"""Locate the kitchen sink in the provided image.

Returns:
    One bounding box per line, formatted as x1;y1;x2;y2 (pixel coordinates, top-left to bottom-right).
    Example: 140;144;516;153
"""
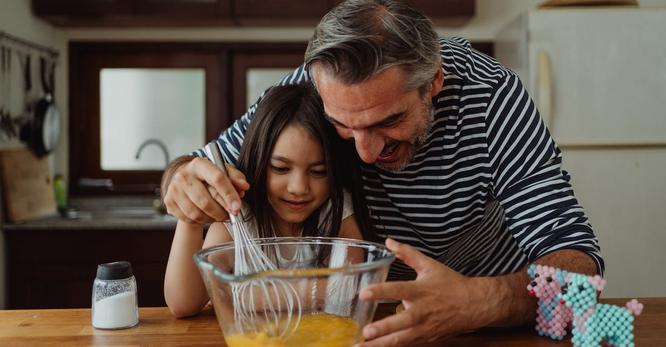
97;206;165;219
66;197;175;221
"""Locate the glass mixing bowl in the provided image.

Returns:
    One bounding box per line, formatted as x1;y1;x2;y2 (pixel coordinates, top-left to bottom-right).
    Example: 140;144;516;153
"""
194;237;395;347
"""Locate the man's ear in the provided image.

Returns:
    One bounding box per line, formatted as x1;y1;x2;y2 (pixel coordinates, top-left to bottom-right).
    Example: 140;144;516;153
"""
430;67;444;97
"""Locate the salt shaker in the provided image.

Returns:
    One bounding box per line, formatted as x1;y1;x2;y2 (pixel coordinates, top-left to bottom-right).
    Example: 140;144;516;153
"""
92;261;139;329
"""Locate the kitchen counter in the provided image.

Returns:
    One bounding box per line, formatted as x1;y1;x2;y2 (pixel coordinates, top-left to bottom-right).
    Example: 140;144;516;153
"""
1;213;176;231
2;196;177;231
1;298;665;346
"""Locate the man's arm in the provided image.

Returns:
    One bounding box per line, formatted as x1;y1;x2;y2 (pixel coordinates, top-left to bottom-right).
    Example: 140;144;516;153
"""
357;241;597;347
484;72;603;273
475;249;597;328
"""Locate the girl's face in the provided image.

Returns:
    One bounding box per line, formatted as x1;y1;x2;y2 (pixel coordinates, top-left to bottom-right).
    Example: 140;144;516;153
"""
267;123;330;235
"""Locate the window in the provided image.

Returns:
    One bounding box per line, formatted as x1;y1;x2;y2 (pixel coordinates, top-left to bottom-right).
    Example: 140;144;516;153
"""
99;68;206;171
69;42;306;194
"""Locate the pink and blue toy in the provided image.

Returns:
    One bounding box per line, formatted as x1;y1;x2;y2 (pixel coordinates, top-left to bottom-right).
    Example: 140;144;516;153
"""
559;273;643;347
527;264;573;340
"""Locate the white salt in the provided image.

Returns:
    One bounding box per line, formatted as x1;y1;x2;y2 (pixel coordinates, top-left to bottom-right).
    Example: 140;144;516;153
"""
92;291;139;329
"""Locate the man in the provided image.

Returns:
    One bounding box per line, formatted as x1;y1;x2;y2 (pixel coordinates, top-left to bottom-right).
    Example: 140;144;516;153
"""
162;1;602;346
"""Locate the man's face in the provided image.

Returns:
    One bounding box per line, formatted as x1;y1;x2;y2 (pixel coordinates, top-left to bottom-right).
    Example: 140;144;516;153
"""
313;64;443;171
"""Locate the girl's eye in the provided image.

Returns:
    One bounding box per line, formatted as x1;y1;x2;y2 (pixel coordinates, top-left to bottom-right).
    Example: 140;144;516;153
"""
270;165;289;173
310;169;327;177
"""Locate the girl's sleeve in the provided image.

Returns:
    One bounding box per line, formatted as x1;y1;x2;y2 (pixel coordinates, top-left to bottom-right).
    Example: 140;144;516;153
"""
341;189;355;220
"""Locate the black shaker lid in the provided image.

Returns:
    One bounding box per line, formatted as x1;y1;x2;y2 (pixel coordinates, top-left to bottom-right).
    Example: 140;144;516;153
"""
96;261;133;280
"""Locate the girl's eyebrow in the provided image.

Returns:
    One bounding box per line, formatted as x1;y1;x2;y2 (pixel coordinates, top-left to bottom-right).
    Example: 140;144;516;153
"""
271;156;292;164
271;156;326;167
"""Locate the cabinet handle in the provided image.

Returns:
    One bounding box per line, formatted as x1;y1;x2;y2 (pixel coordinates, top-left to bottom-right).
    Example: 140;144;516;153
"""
537;49;552;131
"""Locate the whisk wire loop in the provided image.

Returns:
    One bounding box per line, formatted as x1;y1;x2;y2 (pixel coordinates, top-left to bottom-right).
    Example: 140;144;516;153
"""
205;141;302;339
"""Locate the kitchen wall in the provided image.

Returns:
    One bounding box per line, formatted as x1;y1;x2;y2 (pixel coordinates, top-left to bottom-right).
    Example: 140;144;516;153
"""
0;0;66;309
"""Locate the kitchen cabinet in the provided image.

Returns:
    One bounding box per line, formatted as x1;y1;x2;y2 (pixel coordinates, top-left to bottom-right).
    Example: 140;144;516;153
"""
32;0;135;26
32;0;475;27
132;0;233;26
233;0;334;26
410;0;476;26
3;227;173;309
496;8;666;298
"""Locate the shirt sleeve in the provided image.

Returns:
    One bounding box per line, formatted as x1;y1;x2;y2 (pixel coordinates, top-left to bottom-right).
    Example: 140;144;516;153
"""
341;189;354;220
484;72;604;275
190;65;310;164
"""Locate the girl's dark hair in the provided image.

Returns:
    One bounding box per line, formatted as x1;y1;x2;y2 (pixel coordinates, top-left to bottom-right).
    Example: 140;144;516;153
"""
236;83;345;239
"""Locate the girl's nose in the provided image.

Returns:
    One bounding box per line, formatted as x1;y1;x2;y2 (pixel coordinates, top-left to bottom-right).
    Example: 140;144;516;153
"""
287;172;309;195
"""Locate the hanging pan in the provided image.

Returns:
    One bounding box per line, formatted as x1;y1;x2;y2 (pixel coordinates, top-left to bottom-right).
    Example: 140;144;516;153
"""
20;56;60;157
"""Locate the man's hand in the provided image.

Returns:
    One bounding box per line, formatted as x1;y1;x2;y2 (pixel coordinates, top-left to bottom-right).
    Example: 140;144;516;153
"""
162;156;250;225
356;238;484;347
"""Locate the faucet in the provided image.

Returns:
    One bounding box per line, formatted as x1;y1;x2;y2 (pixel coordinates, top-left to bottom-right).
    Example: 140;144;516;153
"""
135;138;170;168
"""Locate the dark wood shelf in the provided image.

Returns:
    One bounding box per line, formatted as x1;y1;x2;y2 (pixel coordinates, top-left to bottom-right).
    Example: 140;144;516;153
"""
32;0;475;27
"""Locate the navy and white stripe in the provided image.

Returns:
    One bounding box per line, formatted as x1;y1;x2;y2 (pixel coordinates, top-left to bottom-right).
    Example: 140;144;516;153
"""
193;37;604;280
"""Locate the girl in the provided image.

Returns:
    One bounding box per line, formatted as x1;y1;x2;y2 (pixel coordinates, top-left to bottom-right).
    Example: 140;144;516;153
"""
164;83;365;318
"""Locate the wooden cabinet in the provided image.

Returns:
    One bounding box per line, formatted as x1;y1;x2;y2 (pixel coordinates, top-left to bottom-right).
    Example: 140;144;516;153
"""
4;228;173;309
33;0;233;26
32;0;135;26
133;0;233;26
32;0;475;27
410;0;475;26
233;0;334;25
32;0;134;17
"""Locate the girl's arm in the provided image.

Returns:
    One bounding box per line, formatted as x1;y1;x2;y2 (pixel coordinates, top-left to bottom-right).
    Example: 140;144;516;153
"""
164;221;231;318
338;215;363;240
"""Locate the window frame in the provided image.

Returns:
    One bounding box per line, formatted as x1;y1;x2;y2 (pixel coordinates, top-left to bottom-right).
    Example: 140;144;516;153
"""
68;41;306;195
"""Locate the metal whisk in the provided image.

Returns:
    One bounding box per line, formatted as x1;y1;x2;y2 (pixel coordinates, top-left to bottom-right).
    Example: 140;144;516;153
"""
205;141;301;339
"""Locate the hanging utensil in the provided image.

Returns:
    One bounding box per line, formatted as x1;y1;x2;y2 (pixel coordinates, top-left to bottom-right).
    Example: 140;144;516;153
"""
20;55;60;157
0;45;16;139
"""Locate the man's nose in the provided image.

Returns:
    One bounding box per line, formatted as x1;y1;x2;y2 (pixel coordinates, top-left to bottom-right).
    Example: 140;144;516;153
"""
287;172;309;195
352;130;383;164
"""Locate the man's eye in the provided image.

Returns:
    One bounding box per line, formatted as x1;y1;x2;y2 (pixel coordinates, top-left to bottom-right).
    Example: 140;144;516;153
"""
380;119;400;128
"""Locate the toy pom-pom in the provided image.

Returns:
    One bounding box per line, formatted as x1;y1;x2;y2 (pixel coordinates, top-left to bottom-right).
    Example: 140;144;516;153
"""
626;299;644;316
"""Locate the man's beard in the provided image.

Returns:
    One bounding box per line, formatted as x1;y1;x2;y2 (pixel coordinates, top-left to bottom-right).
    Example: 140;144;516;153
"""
378;97;434;172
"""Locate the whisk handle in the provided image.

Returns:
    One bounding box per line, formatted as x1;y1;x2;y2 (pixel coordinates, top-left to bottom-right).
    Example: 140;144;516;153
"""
205;141;242;221
205;142;228;174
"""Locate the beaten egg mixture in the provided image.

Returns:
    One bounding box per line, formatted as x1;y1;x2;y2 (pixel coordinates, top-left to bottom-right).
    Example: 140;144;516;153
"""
225;312;360;347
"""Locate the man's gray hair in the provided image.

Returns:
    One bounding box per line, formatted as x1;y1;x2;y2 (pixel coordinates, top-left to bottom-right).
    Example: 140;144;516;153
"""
305;0;441;94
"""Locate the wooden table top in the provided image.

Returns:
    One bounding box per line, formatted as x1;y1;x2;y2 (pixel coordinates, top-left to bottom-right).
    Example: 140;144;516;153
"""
0;298;664;346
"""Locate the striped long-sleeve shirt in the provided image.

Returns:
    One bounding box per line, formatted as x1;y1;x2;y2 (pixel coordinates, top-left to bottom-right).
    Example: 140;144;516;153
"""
194;37;604;280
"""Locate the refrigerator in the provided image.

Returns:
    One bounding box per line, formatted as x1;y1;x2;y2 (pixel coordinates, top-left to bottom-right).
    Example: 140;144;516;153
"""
496;7;666;298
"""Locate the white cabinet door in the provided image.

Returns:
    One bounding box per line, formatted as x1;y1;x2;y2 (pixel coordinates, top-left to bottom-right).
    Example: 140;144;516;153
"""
562;148;666;298
527;9;666;146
